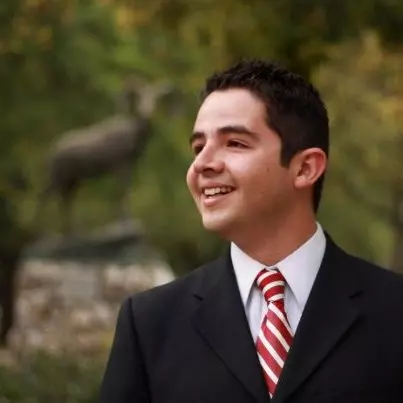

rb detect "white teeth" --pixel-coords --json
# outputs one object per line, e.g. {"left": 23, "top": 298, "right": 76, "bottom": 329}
{"left": 203, "top": 187, "right": 233, "bottom": 196}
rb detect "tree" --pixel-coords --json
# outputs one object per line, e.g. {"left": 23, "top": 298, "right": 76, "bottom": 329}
{"left": 315, "top": 31, "right": 403, "bottom": 271}
{"left": 0, "top": 0, "right": 142, "bottom": 345}
{"left": 3, "top": 0, "right": 403, "bottom": 279}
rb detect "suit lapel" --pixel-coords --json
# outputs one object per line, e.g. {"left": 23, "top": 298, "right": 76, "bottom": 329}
{"left": 191, "top": 253, "right": 270, "bottom": 403}
{"left": 272, "top": 237, "right": 363, "bottom": 403}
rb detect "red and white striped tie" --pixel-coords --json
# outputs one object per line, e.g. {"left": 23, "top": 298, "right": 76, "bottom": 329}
{"left": 255, "top": 268, "right": 293, "bottom": 398}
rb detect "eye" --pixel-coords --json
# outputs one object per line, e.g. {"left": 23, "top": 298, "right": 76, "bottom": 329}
{"left": 228, "top": 139, "right": 247, "bottom": 148}
{"left": 192, "top": 143, "right": 204, "bottom": 155}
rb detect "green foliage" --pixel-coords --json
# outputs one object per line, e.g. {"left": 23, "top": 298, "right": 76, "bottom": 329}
{"left": 1, "top": 0, "right": 403, "bottom": 276}
{"left": 118, "top": 0, "right": 403, "bottom": 76}
{"left": 2, "top": 2, "right": 403, "bottom": 401}
{"left": 0, "top": 352, "right": 104, "bottom": 403}
{"left": 315, "top": 31, "right": 403, "bottom": 268}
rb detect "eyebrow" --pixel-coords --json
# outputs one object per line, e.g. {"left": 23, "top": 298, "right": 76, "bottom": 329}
{"left": 190, "top": 125, "right": 259, "bottom": 144}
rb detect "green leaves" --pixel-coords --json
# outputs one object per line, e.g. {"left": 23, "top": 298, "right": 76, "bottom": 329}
{"left": 2, "top": 0, "right": 403, "bottom": 273}
{"left": 0, "top": 352, "right": 103, "bottom": 403}
{"left": 315, "top": 32, "right": 403, "bottom": 268}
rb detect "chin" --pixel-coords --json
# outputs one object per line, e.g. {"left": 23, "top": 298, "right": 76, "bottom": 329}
{"left": 202, "top": 216, "right": 225, "bottom": 230}
{"left": 201, "top": 215, "right": 235, "bottom": 238}
{"left": 202, "top": 221, "right": 225, "bottom": 233}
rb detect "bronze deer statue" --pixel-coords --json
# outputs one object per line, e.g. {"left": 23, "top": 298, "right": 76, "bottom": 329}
{"left": 35, "top": 79, "right": 173, "bottom": 235}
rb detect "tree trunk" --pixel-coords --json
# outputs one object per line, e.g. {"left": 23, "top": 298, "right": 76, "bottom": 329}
{"left": 0, "top": 261, "right": 18, "bottom": 346}
{"left": 391, "top": 192, "right": 403, "bottom": 274}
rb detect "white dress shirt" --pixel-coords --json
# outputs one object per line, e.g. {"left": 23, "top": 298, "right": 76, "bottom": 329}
{"left": 231, "top": 223, "right": 326, "bottom": 342}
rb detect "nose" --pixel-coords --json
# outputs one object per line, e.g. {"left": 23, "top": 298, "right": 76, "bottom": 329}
{"left": 192, "top": 144, "right": 225, "bottom": 175}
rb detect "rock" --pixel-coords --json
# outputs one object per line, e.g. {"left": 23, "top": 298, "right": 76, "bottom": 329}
{"left": 18, "top": 259, "right": 61, "bottom": 289}
{"left": 93, "top": 302, "right": 114, "bottom": 327}
{"left": 9, "top": 256, "right": 175, "bottom": 357}
{"left": 69, "top": 303, "right": 113, "bottom": 332}
{"left": 150, "top": 262, "right": 175, "bottom": 287}
{"left": 69, "top": 308, "right": 95, "bottom": 332}
{"left": 58, "top": 262, "right": 102, "bottom": 302}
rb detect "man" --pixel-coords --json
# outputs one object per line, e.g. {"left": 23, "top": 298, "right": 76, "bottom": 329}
{"left": 99, "top": 60, "right": 403, "bottom": 403}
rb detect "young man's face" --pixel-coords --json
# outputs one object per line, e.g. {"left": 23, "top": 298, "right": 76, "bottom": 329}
{"left": 186, "top": 88, "right": 296, "bottom": 240}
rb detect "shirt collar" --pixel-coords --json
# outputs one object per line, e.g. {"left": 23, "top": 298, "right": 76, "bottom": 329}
{"left": 231, "top": 223, "right": 326, "bottom": 311}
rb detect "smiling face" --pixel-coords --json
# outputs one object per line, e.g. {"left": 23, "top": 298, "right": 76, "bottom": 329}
{"left": 186, "top": 88, "right": 297, "bottom": 240}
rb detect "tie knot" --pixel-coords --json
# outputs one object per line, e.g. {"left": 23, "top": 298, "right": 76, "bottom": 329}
{"left": 256, "top": 268, "right": 286, "bottom": 304}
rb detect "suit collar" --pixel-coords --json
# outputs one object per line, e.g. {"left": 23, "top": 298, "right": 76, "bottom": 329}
{"left": 190, "top": 235, "right": 364, "bottom": 403}
{"left": 272, "top": 234, "right": 363, "bottom": 402}
{"left": 191, "top": 251, "right": 270, "bottom": 403}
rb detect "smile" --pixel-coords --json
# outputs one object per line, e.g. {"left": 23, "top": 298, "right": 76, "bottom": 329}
{"left": 201, "top": 187, "right": 235, "bottom": 207}
{"left": 202, "top": 186, "right": 235, "bottom": 197}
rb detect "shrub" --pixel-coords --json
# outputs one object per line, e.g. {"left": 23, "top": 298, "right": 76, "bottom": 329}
{"left": 0, "top": 351, "right": 105, "bottom": 403}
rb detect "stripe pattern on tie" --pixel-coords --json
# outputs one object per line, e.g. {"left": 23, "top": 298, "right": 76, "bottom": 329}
{"left": 255, "top": 268, "right": 293, "bottom": 398}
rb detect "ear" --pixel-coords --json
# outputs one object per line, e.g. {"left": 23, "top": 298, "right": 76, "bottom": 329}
{"left": 291, "top": 148, "right": 327, "bottom": 190}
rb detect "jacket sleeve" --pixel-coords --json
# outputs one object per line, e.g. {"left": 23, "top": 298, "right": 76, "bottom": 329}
{"left": 99, "top": 297, "right": 151, "bottom": 403}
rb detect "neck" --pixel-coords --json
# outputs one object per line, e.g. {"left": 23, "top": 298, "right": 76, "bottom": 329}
{"left": 229, "top": 209, "right": 318, "bottom": 266}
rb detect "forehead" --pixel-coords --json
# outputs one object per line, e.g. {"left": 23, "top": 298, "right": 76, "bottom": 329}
{"left": 194, "top": 88, "right": 267, "bottom": 132}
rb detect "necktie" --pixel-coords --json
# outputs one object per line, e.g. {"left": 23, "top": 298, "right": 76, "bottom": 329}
{"left": 255, "top": 268, "right": 293, "bottom": 398}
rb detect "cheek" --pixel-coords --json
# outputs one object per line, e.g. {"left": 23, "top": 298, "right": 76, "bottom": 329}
{"left": 237, "top": 161, "right": 271, "bottom": 187}
{"left": 226, "top": 155, "right": 263, "bottom": 184}
{"left": 240, "top": 164, "right": 285, "bottom": 200}
{"left": 186, "top": 165, "right": 195, "bottom": 189}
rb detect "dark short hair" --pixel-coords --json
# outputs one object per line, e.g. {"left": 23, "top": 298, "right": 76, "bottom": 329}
{"left": 201, "top": 59, "right": 329, "bottom": 213}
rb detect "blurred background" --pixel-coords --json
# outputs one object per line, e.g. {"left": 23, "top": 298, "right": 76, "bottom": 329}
{"left": 1, "top": 0, "right": 403, "bottom": 401}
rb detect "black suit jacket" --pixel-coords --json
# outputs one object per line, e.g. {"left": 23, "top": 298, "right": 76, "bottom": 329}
{"left": 99, "top": 237, "right": 403, "bottom": 403}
